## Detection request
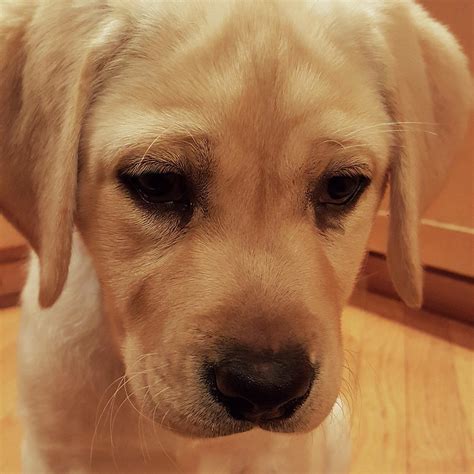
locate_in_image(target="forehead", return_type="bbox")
[88,1,391,171]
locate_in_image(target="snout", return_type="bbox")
[207,347,316,424]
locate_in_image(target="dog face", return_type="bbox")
[0,1,471,438]
[76,2,391,436]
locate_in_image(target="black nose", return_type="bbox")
[210,347,315,423]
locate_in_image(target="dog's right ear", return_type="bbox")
[379,1,472,308]
[0,3,127,307]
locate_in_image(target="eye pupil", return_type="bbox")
[318,174,367,206]
[123,171,189,206]
[138,173,176,195]
[327,176,358,200]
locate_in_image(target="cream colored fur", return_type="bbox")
[0,1,471,472]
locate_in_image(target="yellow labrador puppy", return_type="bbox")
[0,0,471,472]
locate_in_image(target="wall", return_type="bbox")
[369,0,474,278]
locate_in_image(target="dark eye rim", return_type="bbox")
[118,169,193,214]
[316,173,371,207]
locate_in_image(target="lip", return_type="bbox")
[138,397,295,439]
[138,373,302,438]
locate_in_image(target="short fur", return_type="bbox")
[0,0,471,472]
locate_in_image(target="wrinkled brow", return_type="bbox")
[305,139,378,180]
[114,134,213,175]
[88,105,211,167]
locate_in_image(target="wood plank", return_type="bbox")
[369,212,474,278]
[344,297,408,473]
[0,306,21,473]
[0,215,26,250]
[360,252,474,325]
[0,259,27,297]
[347,291,474,473]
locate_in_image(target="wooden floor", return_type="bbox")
[0,292,472,473]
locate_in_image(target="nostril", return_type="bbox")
[214,366,251,401]
[209,346,316,423]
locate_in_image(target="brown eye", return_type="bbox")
[319,175,367,205]
[133,172,187,203]
[121,171,191,212]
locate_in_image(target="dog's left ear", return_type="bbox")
[0,4,127,307]
[380,2,472,307]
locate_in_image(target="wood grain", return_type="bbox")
[0,215,28,307]
[369,212,474,278]
[0,292,473,473]
[0,259,27,309]
[360,252,474,325]
[0,306,21,474]
[347,291,474,474]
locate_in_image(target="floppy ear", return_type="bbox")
[0,3,126,307]
[380,2,472,307]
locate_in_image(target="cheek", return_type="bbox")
[321,206,380,300]
[78,178,175,282]
[76,184,187,347]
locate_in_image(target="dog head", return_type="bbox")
[1,0,471,437]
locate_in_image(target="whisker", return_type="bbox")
[150,387,171,434]
[154,407,182,472]
[161,409,170,428]
[120,377,149,463]
[106,370,156,466]
[352,128,438,137]
[108,376,146,453]
[138,127,174,167]
[333,120,438,137]
[107,369,161,451]
[317,138,348,149]
[90,374,126,466]
[90,354,170,467]
[175,123,202,152]
[140,385,153,462]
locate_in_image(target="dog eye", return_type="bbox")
[136,172,187,202]
[122,172,190,208]
[319,175,368,206]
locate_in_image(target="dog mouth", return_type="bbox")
[136,383,304,439]
[216,395,307,425]
[150,412,298,439]
[132,347,317,438]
